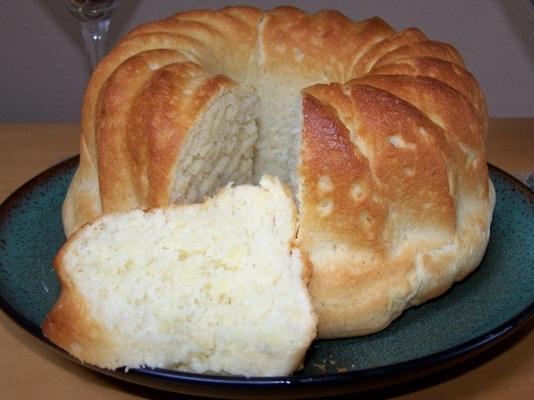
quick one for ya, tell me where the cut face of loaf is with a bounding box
[44,176,317,376]
[170,84,258,203]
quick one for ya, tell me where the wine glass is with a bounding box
[64,0,120,73]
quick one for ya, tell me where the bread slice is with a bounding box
[43,176,317,377]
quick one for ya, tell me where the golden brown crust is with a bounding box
[259,7,395,82]
[42,287,120,368]
[99,58,236,213]
[367,56,486,117]
[352,28,428,75]
[374,40,465,68]
[43,237,120,368]
[97,50,186,211]
[300,49,493,337]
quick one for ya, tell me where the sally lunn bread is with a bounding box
[43,177,317,376]
[60,6,495,340]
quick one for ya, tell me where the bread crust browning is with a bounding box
[43,235,121,369]
[300,75,494,338]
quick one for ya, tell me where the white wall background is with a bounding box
[1,0,533,122]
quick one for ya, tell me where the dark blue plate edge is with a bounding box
[0,157,532,397]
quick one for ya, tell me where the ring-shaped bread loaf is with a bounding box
[62,6,495,338]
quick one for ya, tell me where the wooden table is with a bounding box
[0,120,533,399]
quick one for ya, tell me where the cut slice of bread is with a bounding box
[43,176,317,377]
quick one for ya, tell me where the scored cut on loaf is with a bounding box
[61,6,495,338]
[44,176,317,376]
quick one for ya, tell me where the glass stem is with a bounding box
[80,18,110,72]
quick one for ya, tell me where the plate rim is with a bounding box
[0,156,533,392]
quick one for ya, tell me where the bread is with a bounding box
[44,176,317,376]
[62,6,495,338]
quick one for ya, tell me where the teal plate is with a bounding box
[0,157,533,399]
